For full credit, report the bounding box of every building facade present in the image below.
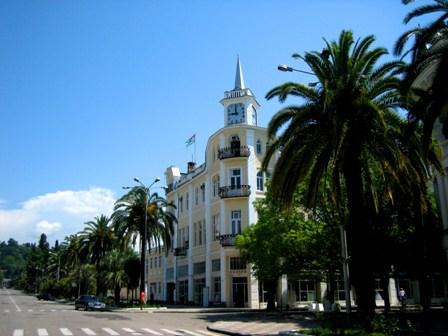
[147,58,275,308]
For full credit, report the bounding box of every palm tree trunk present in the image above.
[344,151,376,318]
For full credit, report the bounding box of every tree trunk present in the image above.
[114,285,121,305]
[344,152,376,318]
[265,279,277,311]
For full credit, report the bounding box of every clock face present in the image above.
[227,103,245,124]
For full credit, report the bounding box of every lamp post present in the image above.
[124,176,160,309]
[277,61,351,315]
[277,64,315,75]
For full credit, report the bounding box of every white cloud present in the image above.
[36,220,62,235]
[0,188,116,244]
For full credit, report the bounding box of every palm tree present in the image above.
[395,0,448,148]
[263,30,423,315]
[102,249,131,305]
[63,234,88,297]
[112,187,176,301]
[80,215,115,296]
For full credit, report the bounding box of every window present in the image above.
[178,265,188,278]
[178,280,188,304]
[230,169,241,189]
[201,184,205,202]
[150,258,153,269]
[213,277,221,302]
[193,222,197,246]
[295,280,316,302]
[256,139,262,154]
[195,187,199,205]
[230,257,246,270]
[256,170,264,191]
[166,267,174,281]
[159,256,162,268]
[186,192,189,210]
[193,278,205,304]
[179,197,183,213]
[231,210,241,234]
[212,175,220,197]
[193,262,206,274]
[212,259,221,272]
[198,221,203,245]
[213,214,220,241]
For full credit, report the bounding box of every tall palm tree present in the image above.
[80,215,115,295]
[102,249,131,305]
[395,0,448,147]
[63,234,88,297]
[112,187,176,301]
[263,30,422,315]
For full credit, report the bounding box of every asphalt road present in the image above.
[0,288,223,336]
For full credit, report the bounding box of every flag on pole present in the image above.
[185,133,196,147]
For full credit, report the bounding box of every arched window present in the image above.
[257,170,264,191]
[256,139,262,154]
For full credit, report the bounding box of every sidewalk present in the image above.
[207,313,317,336]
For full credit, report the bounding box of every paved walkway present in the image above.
[207,317,316,336]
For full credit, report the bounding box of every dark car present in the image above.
[75,295,106,311]
[37,293,55,301]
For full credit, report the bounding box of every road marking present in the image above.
[81,328,97,335]
[179,330,204,336]
[7,293,21,311]
[37,329,49,336]
[103,327,120,335]
[51,309,56,312]
[28,309,33,312]
[12,330,24,336]
[141,328,163,335]
[122,328,142,335]
[161,329,183,336]
[4,309,10,312]
[60,328,74,335]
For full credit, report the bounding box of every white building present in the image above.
[147,57,275,308]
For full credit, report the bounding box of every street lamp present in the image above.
[124,176,160,309]
[277,64,315,75]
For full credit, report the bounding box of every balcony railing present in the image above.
[219,234,237,247]
[174,247,188,256]
[218,146,250,160]
[218,185,251,198]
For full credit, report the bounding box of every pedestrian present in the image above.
[399,288,406,307]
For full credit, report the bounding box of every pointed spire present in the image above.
[234,55,246,90]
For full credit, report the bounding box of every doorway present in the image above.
[232,277,248,308]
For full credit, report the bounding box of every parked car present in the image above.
[75,295,106,311]
[37,293,54,301]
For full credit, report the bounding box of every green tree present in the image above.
[80,215,115,296]
[237,185,340,311]
[112,188,176,299]
[395,0,448,147]
[263,30,420,315]
[102,249,132,304]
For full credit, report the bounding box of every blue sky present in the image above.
[0,1,430,244]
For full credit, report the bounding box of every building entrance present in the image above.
[166,283,175,304]
[232,277,248,308]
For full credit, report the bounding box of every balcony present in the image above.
[218,185,251,198]
[219,234,237,247]
[218,146,250,160]
[174,247,188,256]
